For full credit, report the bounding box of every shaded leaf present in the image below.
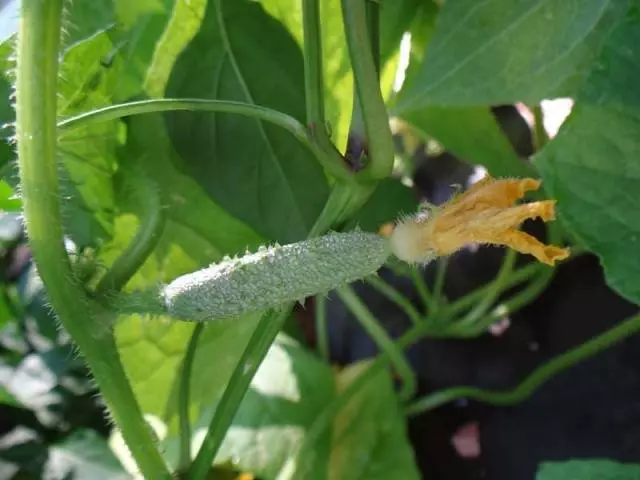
[397,0,627,107]
[45,429,129,480]
[400,106,531,177]
[392,4,528,177]
[537,459,640,480]
[327,362,420,480]
[165,0,329,243]
[196,339,419,480]
[211,335,334,479]
[536,6,640,303]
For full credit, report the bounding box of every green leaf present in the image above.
[261,0,354,152]
[391,4,528,177]
[0,180,20,212]
[212,335,334,479]
[116,313,261,431]
[578,6,640,110]
[143,0,207,97]
[196,340,419,480]
[57,9,173,247]
[397,0,627,108]
[536,6,640,303]
[537,459,640,480]
[63,1,118,47]
[165,0,329,243]
[400,106,531,177]
[328,362,420,480]
[45,429,129,480]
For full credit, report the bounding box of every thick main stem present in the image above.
[16,2,170,478]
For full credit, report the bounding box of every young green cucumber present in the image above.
[162,231,390,321]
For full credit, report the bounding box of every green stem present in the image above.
[188,306,291,480]
[444,261,541,319]
[411,266,436,314]
[302,0,326,126]
[531,104,549,151]
[309,181,375,237]
[406,311,640,415]
[178,323,204,472]
[447,249,516,334]
[302,0,351,177]
[57,98,352,181]
[432,257,448,305]
[315,295,330,361]
[337,285,416,401]
[365,0,380,75]
[341,0,394,180]
[366,275,422,326]
[15,2,170,479]
[461,267,553,337]
[95,165,165,295]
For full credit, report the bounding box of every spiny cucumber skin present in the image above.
[163,231,390,321]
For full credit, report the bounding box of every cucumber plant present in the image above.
[10,0,640,479]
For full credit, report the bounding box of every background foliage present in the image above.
[2,0,640,478]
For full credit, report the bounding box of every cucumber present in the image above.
[162,231,390,321]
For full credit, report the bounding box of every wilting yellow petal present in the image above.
[389,176,570,266]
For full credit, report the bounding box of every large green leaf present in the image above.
[393,5,528,177]
[165,0,329,243]
[537,459,640,480]
[191,339,419,480]
[396,0,627,108]
[536,6,640,303]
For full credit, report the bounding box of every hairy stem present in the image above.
[95,165,166,295]
[178,323,204,472]
[337,285,416,400]
[406,312,640,415]
[58,98,352,181]
[341,0,394,180]
[15,2,170,478]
